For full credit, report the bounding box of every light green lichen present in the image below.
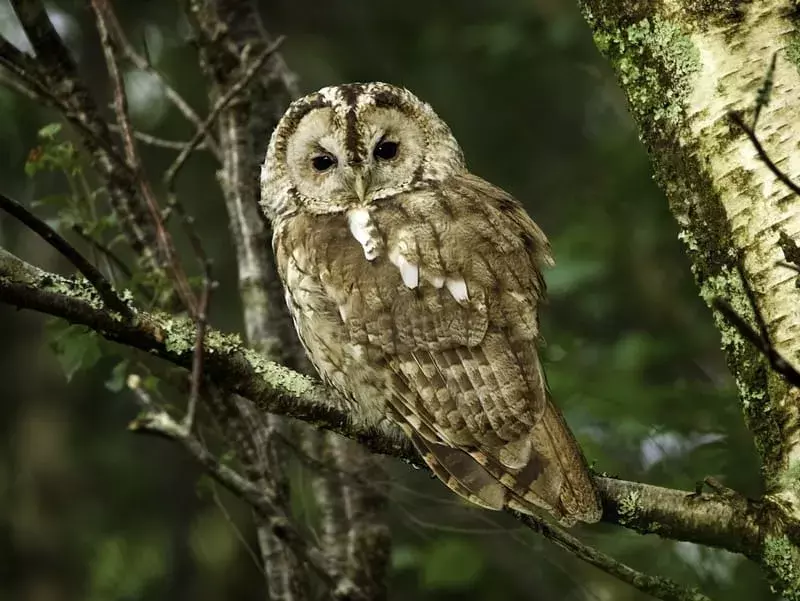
[161,317,199,355]
[763,534,800,600]
[618,490,642,526]
[592,17,701,126]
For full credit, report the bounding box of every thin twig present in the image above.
[736,258,770,346]
[728,111,800,197]
[752,52,777,129]
[108,126,207,151]
[513,511,711,601]
[71,225,134,279]
[712,298,800,388]
[99,2,221,159]
[126,379,340,589]
[91,0,198,316]
[164,36,285,189]
[184,262,215,431]
[0,191,132,318]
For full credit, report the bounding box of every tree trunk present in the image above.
[580,1,800,596]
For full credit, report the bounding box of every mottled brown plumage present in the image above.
[260,82,601,525]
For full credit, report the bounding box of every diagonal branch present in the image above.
[163,36,285,190]
[126,380,338,589]
[6,0,176,288]
[0,252,766,556]
[0,191,132,318]
[90,0,197,314]
[98,2,222,160]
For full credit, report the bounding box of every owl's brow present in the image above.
[281,95,332,140]
[370,89,413,116]
[337,83,366,164]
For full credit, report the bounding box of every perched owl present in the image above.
[259,82,602,526]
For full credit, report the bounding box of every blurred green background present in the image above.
[0,0,769,599]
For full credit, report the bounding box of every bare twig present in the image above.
[184,260,215,432]
[728,111,800,197]
[91,0,197,316]
[0,191,132,318]
[713,108,800,389]
[712,298,800,388]
[99,2,221,159]
[752,52,777,129]
[514,511,711,601]
[108,126,207,151]
[71,225,134,280]
[126,379,339,589]
[163,36,285,189]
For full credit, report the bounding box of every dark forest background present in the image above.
[0,1,769,599]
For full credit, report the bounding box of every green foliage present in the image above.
[88,534,168,601]
[421,538,485,590]
[392,539,485,591]
[46,321,103,382]
[105,360,130,392]
[0,2,772,601]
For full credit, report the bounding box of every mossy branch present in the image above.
[0,250,768,560]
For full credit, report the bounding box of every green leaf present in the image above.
[47,322,103,382]
[37,122,62,139]
[105,360,130,392]
[421,538,484,591]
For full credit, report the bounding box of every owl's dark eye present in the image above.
[373,140,399,161]
[311,154,336,172]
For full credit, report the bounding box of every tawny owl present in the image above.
[259,82,601,526]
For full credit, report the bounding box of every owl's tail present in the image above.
[406,397,602,526]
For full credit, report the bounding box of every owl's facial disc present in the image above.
[268,83,467,218]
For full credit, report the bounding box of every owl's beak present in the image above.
[353,172,367,204]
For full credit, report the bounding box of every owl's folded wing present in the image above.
[278,172,601,524]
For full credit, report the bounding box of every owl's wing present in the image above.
[277,173,601,525]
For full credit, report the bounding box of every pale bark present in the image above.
[580,1,800,596]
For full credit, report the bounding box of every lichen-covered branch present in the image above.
[0,251,729,600]
[0,252,772,553]
[579,0,800,596]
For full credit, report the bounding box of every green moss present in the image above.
[763,534,800,600]
[591,17,700,126]
[787,33,800,75]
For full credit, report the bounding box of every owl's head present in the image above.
[260,82,466,221]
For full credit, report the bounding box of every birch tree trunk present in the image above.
[580,1,800,596]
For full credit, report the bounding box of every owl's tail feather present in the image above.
[472,397,603,525]
[404,400,602,526]
[406,430,507,511]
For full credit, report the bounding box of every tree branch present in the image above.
[0,192,132,318]
[6,0,179,288]
[0,253,768,557]
[126,380,339,590]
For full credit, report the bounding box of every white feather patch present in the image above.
[388,246,419,289]
[347,208,380,260]
[446,277,469,302]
